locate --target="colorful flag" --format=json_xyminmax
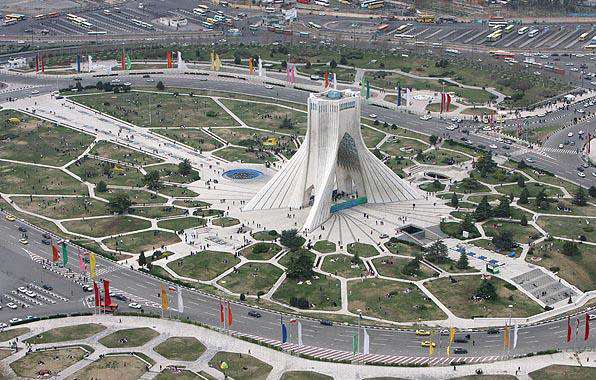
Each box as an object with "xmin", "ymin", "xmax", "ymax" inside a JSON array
[
  {"xmin": 567, "ymin": 316, "xmax": 572, "ymax": 343},
  {"xmin": 258, "ymin": 56, "xmax": 263, "ymax": 77},
  {"xmin": 219, "ymin": 301, "xmax": 225, "ymax": 326},
  {"xmin": 177, "ymin": 285, "xmax": 184, "ymax": 314},
  {"xmin": 160, "ymin": 284, "xmax": 169, "ymax": 312},
  {"xmin": 513, "ymin": 324, "xmax": 519, "ymax": 349},
  {"xmin": 297, "ymin": 321, "xmax": 303, "ymax": 345},
  {"xmin": 121, "ymin": 48, "xmax": 125, "ymax": 70},
  {"xmin": 35, "ymin": 54, "xmax": 39, "ymax": 73},
  {"xmin": 363, "ymin": 328, "xmax": 370, "ymax": 355},
  {"xmin": 449, "ymin": 327, "xmax": 456, "ymax": 343},
  {"xmin": 248, "ymin": 57, "xmax": 254, "ymax": 75},
  {"xmin": 397, "ymin": 84, "xmax": 401, "ymax": 106},
  {"xmin": 291, "ymin": 64, "xmax": 295, "ymax": 83},
  {"xmin": 51, "ymin": 243, "xmax": 60, "ymax": 263},
  {"xmin": 324, "ymin": 71, "xmax": 329, "ymax": 88},
  {"xmin": 61, "ymin": 242, "xmax": 68, "ymax": 266},
  {"xmin": 366, "ymin": 80, "xmax": 370, "ymax": 99},
  {"xmin": 281, "ymin": 317, "xmax": 288, "ymax": 343},
  {"xmin": 352, "ymin": 332, "xmax": 358, "ymax": 354},
  {"xmin": 166, "ymin": 50, "xmax": 172, "ymax": 69},
  {"xmin": 89, "ymin": 252, "xmax": 96, "ymax": 280},
  {"xmin": 78, "ymin": 251, "xmax": 85, "ymax": 273},
  {"xmin": 429, "ymin": 332, "xmax": 435, "ymax": 356},
  {"xmin": 41, "ymin": 55, "xmax": 45, "ymax": 73},
  {"xmin": 361, "ymin": 80, "xmax": 365, "ymax": 97},
  {"xmin": 227, "ymin": 301, "xmax": 233, "ymax": 327},
  {"xmin": 286, "ymin": 64, "xmax": 291, "ymax": 83},
  {"xmin": 93, "ymin": 281, "xmax": 100, "ymax": 307},
  {"xmin": 576, "ymin": 317, "xmax": 581, "ymax": 341},
  {"xmin": 586, "ymin": 313, "xmax": 590, "ymax": 341},
  {"xmin": 440, "ymin": 93, "xmax": 445, "ymax": 113},
  {"xmin": 76, "ymin": 54, "xmax": 81, "ymax": 73},
  {"xmin": 446, "ymin": 94, "xmax": 452, "ymax": 112},
  {"xmin": 103, "ymin": 279, "xmax": 111, "ymax": 306},
  {"xmin": 126, "ymin": 54, "xmax": 132, "ymax": 70},
  {"xmin": 406, "ymin": 87, "xmax": 411, "ymax": 107},
  {"xmin": 332, "ymin": 72, "xmax": 337, "ymax": 90},
  {"xmin": 503, "ymin": 325, "xmax": 510, "ymax": 350}
]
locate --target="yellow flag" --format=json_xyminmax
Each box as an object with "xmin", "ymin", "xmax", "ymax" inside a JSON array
[
  {"xmin": 89, "ymin": 253, "xmax": 96, "ymax": 280},
  {"xmin": 449, "ymin": 327, "xmax": 456, "ymax": 343},
  {"xmin": 429, "ymin": 333, "xmax": 434, "ymax": 357},
  {"xmin": 446, "ymin": 344, "xmax": 450, "ymax": 357},
  {"xmin": 503, "ymin": 325, "xmax": 510, "ymax": 349},
  {"xmin": 210, "ymin": 51, "xmax": 215, "ymax": 71},
  {"xmin": 248, "ymin": 57, "xmax": 253, "ymax": 75},
  {"xmin": 160, "ymin": 284, "xmax": 169, "ymax": 312},
  {"xmin": 214, "ymin": 53, "xmax": 221, "ymax": 71}
]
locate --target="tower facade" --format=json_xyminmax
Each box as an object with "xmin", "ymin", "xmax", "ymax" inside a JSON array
[{"xmin": 243, "ymin": 89, "xmax": 422, "ymax": 231}]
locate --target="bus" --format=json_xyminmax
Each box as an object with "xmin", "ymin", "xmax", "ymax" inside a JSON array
[
  {"xmin": 368, "ymin": 1, "xmax": 384, "ymax": 10},
  {"xmin": 377, "ymin": 24, "xmax": 389, "ymax": 33},
  {"xmin": 394, "ymin": 34, "xmax": 414, "ymax": 39},
  {"xmin": 65, "ymin": 13, "xmax": 78, "ymax": 21},
  {"xmin": 315, "ymin": 0, "xmax": 330, "ymax": 6},
  {"xmin": 488, "ymin": 15, "xmax": 507, "ymax": 27},
  {"xmin": 249, "ymin": 23, "xmax": 259, "ymax": 30},
  {"xmin": 487, "ymin": 31, "xmax": 502, "ymax": 42},
  {"xmin": 308, "ymin": 21, "xmax": 321, "ymax": 29},
  {"xmin": 579, "ymin": 32, "xmax": 590, "ymax": 41},
  {"xmin": 517, "ymin": 26, "xmax": 528, "ymax": 35},
  {"xmin": 4, "ymin": 14, "xmax": 25, "ymax": 21},
  {"xmin": 202, "ymin": 21, "xmax": 214, "ymax": 29},
  {"xmin": 298, "ymin": 31, "xmax": 310, "ymax": 37},
  {"xmin": 88, "ymin": 30, "xmax": 107, "ymax": 35},
  {"xmin": 395, "ymin": 24, "xmax": 410, "ymax": 33},
  {"xmin": 503, "ymin": 24, "xmax": 514, "ymax": 33},
  {"xmin": 528, "ymin": 29, "xmax": 539, "ymax": 38},
  {"xmin": 416, "ymin": 14, "xmax": 435, "ymax": 23},
  {"xmin": 3, "ymin": 19, "xmax": 18, "ymax": 26},
  {"xmin": 492, "ymin": 51, "xmax": 515, "ymax": 59},
  {"xmin": 193, "ymin": 8, "xmax": 206, "ymax": 15},
  {"xmin": 445, "ymin": 48, "xmax": 460, "ymax": 56},
  {"xmin": 265, "ymin": 7, "xmax": 276, "ymax": 13},
  {"xmin": 206, "ymin": 18, "xmax": 217, "ymax": 25},
  {"xmin": 197, "ymin": 4, "xmax": 209, "ymax": 11},
  {"xmin": 34, "ymin": 14, "xmax": 45, "ymax": 20},
  {"xmin": 47, "ymin": 12, "xmax": 59, "ymax": 18},
  {"xmin": 80, "ymin": 21, "xmax": 93, "ymax": 29},
  {"xmin": 221, "ymin": 1, "xmax": 229, "ymax": 6}
]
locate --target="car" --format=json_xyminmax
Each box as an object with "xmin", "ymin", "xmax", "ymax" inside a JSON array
[
  {"xmin": 421, "ymin": 341, "xmax": 436, "ymax": 347},
  {"xmin": 589, "ymin": 314, "xmax": 596, "ymax": 321},
  {"xmin": 146, "ymin": 78, "xmax": 154, "ymax": 82},
  {"xmin": 577, "ymin": 109, "xmax": 585, "ymax": 114},
  {"xmin": 42, "ymin": 232, "xmax": 51, "ymax": 239},
  {"xmin": 502, "ymin": 145, "xmax": 510, "ymax": 150},
  {"xmin": 453, "ymin": 335, "xmax": 470, "ymax": 343},
  {"xmin": 568, "ymin": 132, "xmax": 574, "ymax": 137},
  {"xmin": 487, "ymin": 327, "xmax": 500, "ymax": 334},
  {"xmin": 578, "ymin": 166, "xmax": 585, "ymax": 172},
  {"xmin": 248, "ymin": 310, "xmax": 262, "ymax": 318},
  {"xmin": 19, "ymin": 239, "xmax": 28, "ymax": 245},
  {"xmin": 265, "ymin": 85, "xmax": 274, "ymax": 89},
  {"xmin": 578, "ymin": 172, "xmax": 586, "ymax": 178},
  {"xmin": 41, "ymin": 239, "xmax": 50, "ymax": 245},
  {"xmin": 113, "ymin": 294, "xmax": 128, "ymax": 301},
  {"xmin": 9, "ymin": 318, "xmax": 22, "ymax": 325},
  {"xmin": 579, "ymin": 130, "xmax": 585, "ymax": 135},
  {"xmin": 320, "ymin": 320, "xmax": 333, "ymax": 326},
  {"xmin": 489, "ymin": 144, "xmax": 497, "ymax": 149},
  {"xmin": 310, "ymin": 75, "xmax": 320, "ymax": 81},
  {"xmin": 123, "ymin": 82, "xmax": 132, "ymax": 86},
  {"xmin": 593, "ymin": 172, "xmax": 596, "ymax": 177},
  {"xmin": 5, "ymin": 214, "xmax": 15, "ymax": 221},
  {"xmin": 453, "ymin": 347, "xmax": 468, "ymax": 354},
  {"xmin": 0, "ymin": 323, "xmax": 6, "ymax": 328},
  {"xmin": 42, "ymin": 285, "xmax": 53, "ymax": 291},
  {"xmin": 31, "ymin": 90, "xmax": 40, "ymax": 95},
  {"xmin": 369, "ymin": 114, "xmax": 378, "ymax": 119},
  {"xmin": 415, "ymin": 329, "xmax": 431, "ymax": 336},
  {"xmin": 379, "ymin": 233, "xmax": 389, "ymax": 239},
  {"xmin": 446, "ymin": 124, "xmax": 458, "ymax": 131},
  {"xmin": 18, "ymin": 286, "xmax": 27, "ymax": 293},
  {"xmin": 18, "ymin": 226, "xmax": 27, "ymax": 232},
  {"xmin": 142, "ymin": 74, "xmax": 151, "ymax": 78},
  {"xmin": 420, "ymin": 114, "xmax": 432, "ymax": 121},
  {"xmin": 82, "ymin": 285, "xmax": 93, "ymax": 292},
  {"xmin": 559, "ymin": 144, "xmax": 564, "ymax": 149},
  {"xmin": 25, "ymin": 291, "xmax": 36, "ymax": 298},
  {"xmin": 583, "ymin": 163, "xmax": 589, "ymax": 168},
  {"xmin": 128, "ymin": 303, "xmax": 142, "ymax": 309},
  {"xmin": 111, "ymin": 79, "xmax": 121, "ymax": 83},
  {"xmin": 7, "ymin": 303, "xmax": 17, "ymax": 310},
  {"xmin": 526, "ymin": 158, "xmax": 534, "ymax": 163}
]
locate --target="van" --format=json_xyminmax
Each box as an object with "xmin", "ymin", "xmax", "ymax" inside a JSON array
[
  {"xmin": 265, "ymin": 7, "xmax": 275, "ymax": 13},
  {"xmin": 453, "ymin": 347, "xmax": 468, "ymax": 354},
  {"xmin": 453, "ymin": 335, "xmax": 469, "ymax": 343}
]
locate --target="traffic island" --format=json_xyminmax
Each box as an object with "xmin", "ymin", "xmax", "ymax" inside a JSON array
[
  {"xmin": 10, "ymin": 347, "xmax": 86, "ymax": 378},
  {"xmin": 208, "ymin": 351, "xmax": 272, "ymax": 380},
  {"xmin": 64, "ymin": 355, "xmax": 148, "ymax": 380},
  {"xmin": 153, "ymin": 337, "xmax": 206, "ymax": 361},
  {"xmin": 25, "ymin": 324, "xmax": 105, "ymax": 344},
  {"xmin": 98, "ymin": 327, "xmax": 159, "ymax": 348}
]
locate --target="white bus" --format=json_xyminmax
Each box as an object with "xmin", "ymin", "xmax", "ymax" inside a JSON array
[
  {"xmin": 249, "ymin": 23, "xmax": 259, "ymax": 30},
  {"xmin": 394, "ymin": 33, "xmax": 415, "ymax": 39},
  {"xmin": 80, "ymin": 21, "xmax": 93, "ymax": 29},
  {"xmin": 193, "ymin": 8, "xmax": 207, "ymax": 15},
  {"xmin": 308, "ymin": 21, "xmax": 321, "ymax": 29},
  {"xmin": 314, "ymin": 0, "xmax": 330, "ymax": 7},
  {"xmin": 299, "ymin": 31, "xmax": 310, "ymax": 37},
  {"xmin": 528, "ymin": 29, "xmax": 539, "ymax": 38},
  {"xmin": 197, "ymin": 4, "xmax": 209, "ymax": 11},
  {"xmin": 265, "ymin": 7, "xmax": 275, "ymax": 13},
  {"xmin": 518, "ymin": 26, "xmax": 528, "ymax": 35},
  {"xmin": 202, "ymin": 21, "xmax": 213, "ymax": 29},
  {"xmin": 88, "ymin": 30, "xmax": 107, "ymax": 35},
  {"xmin": 395, "ymin": 24, "xmax": 410, "ymax": 33}
]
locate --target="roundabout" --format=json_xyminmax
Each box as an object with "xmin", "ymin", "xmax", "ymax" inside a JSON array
[{"xmin": 222, "ymin": 168, "xmax": 263, "ymax": 181}]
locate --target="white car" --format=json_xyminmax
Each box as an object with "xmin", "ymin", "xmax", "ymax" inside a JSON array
[
  {"xmin": 111, "ymin": 79, "xmax": 121, "ymax": 83},
  {"xmin": 577, "ymin": 109, "xmax": 584, "ymax": 114},
  {"xmin": 489, "ymin": 144, "xmax": 498, "ymax": 149},
  {"xmin": 0, "ymin": 323, "xmax": 7, "ymax": 328},
  {"xmin": 592, "ymin": 172, "xmax": 596, "ymax": 177},
  {"xmin": 129, "ymin": 303, "xmax": 142, "ymax": 309},
  {"xmin": 146, "ymin": 78, "xmax": 154, "ymax": 82},
  {"xmin": 446, "ymin": 124, "xmax": 458, "ymax": 131},
  {"xmin": 25, "ymin": 291, "xmax": 36, "ymax": 298},
  {"xmin": 578, "ymin": 130, "xmax": 584, "ymax": 135},
  {"xmin": 9, "ymin": 318, "xmax": 22, "ymax": 324},
  {"xmin": 7, "ymin": 303, "xmax": 17, "ymax": 310},
  {"xmin": 265, "ymin": 85, "xmax": 273, "ymax": 89},
  {"xmin": 31, "ymin": 90, "xmax": 40, "ymax": 95},
  {"xmin": 526, "ymin": 158, "xmax": 535, "ymax": 163},
  {"xmin": 559, "ymin": 143, "xmax": 564, "ymax": 149},
  {"xmin": 420, "ymin": 114, "xmax": 432, "ymax": 121},
  {"xmin": 19, "ymin": 238, "xmax": 28, "ymax": 245},
  {"xmin": 568, "ymin": 132, "xmax": 574, "ymax": 137},
  {"xmin": 578, "ymin": 172, "xmax": 586, "ymax": 178},
  {"xmin": 369, "ymin": 114, "xmax": 378, "ymax": 119},
  {"xmin": 17, "ymin": 286, "xmax": 27, "ymax": 293}
]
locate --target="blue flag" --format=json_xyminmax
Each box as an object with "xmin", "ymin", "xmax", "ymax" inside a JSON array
[
  {"xmin": 76, "ymin": 54, "xmax": 80, "ymax": 73},
  {"xmin": 281, "ymin": 317, "xmax": 288, "ymax": 343},
  {"xmin": 397, "ymin": 84, "xmax": 401, "ymax": 106}
]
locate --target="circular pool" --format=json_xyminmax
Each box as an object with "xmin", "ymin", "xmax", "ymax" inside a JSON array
[{"xmin": 222, "ymin": 168, "xmax": 263, "ymax": 180}]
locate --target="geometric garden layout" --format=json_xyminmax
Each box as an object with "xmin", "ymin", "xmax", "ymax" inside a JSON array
[{"xmin": 1, "ymin": 86, "xmax": 595, "ymax": 328}]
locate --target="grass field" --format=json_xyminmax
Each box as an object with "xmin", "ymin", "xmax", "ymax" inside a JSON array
[
  {"xmin": 471, "ymin": 167, "xmax": 516, "ymax": 185},
  {"xmin": 209, "ymin": 351, "xmax": 272, "ymax": 380},
  {"xmin": 278, "ymin": 249, "xmax": 316, "ymax": 268},
  {"xmin": 25, "ymin": 323, "xmax": 105, "ymax": 344},
  {"xmin": 424, "ymin": 276, "xmax": 544, "ymax": 318},
  {"xmin": 504, "ymin": 161, "xmax": 579, "ymax": 194},
  {"xmin": 157, "ymin": 185, "xmax": 199, "ymax": 198},
  {"xmin": 426, "ymin": 103, "xmax": 460, "ymax": 112},
  {"xmin": 0, "ymin": 327, "xmax": 29, "ymax": 342},
  {"xmin": 383, "ymin": 241, "xmax": 423, "ymax": 256},
  {"xmin": 0, "ymin": 110, "xmax": 94, "ymax": 166},
  {"xmin": 173, "ymin": 199, "xmax": 211, "ymax": 208},
  {"xmin": 380, "ymin": 137, "xmax": 428, "ymax": 157},
  {"xmin": 73, "ymin": 91, "xmax": 236, "ymax": 128},
  {"xmin": 273, "ymin": 275, "xmax": 341, "ymax": 311},
  {"xmin": 69, "ymin": 157, "xmax": 145, "ymax": 187},
  {"xmin": 154, "ymin": 370, "xmax": 203, "ymax": 380},
  {"xmin": 537, "ymin": 216, "xmax": 596, "ymax": 243},
  {"xmin": 63, "ymin": 216, "xmax": 150, "ymax": 238},
  {"xmin": 528, "ymin": 364, "xmax": 596, "ymax": 380},
  {"xmin": 321, "ymin": 254, "xmax": 365, "ymax": 278},
  {"xmin": 146, "ymin": 163, "xmax": 201, "ymax": 184},
  {"xmin": 74, "ymin": 239, "xmax": 132, "ymax": 261},
  {"xmin": 507, "ymin": 123, "xmax": 562, "ymax": 144},
  {"xmin": 520, "ymin": 199, "xmax": 596, "ymax": 217},
  {"xmin": 153, "ymin": 337, "xmax": 206, "ymax": 361},
  {"xmin": 168, "ymin": 250, "xmax": 240, "ymax": 281},
  {"xmin": 280, "ymin": 371, "xmax": 333, "ymax": 380},
  {"xmin": 347, "ymin": 242, "xmax": 380, "ymax": 257},
  {"xmin": 209, "ymin": 127, "xmax": 293, "ymax": 148},
  {"xmin": 239, "ymin": 242, "xmax": 281, "ymax": 260},
  {"xmin": 11, "ymin": 196, "xmax": 109, "ymax": 219},
  {"xmin": 313, "ymin": 240, "xmax": 336, "ymax": 253},
  {"xmin": 252, "ymin": 230, "xmax": 279, "ymax": 241},
  {"xmin": 10, "ymin": 347, "xmax": 86, "ymax": 378},
  {"xmin": 483, "ymin": 221, "xmax": 542, "ymax": 245},
  {"xmin": 212, "ymin": 216, "xmax": 240, "ymax": 227},
  {"xmin": 495, "ymin": 182, "xmax": 564, "ymax": 198},
  {"xmin": 65, "ymin": 356, "xmax": 147, "ymax": 380},
  {"xmin": 153, "ymin": 128, "xmax": 223, "ymax": 152},
  {"xmin": 89, "ymin": 141, "xmax": 162, "ymax": 165},
  {"xmin": 348, "ymin": 279, "xmax": 446, "ymax": 322},
  {"xmin": 157, "ymin": 217, "xmax": 206, "ymax": 231},
  {"xmin": 420, "ymin": 181, "xmax": 446, "ymax": 192},
  {"xmin": 372, "ymin": 257, "xmax": 437, "ymax": 280},
  {"xmin": 213, "ymin": 146, "xmax": 275, "ymax": 164},
  {"xmin": 442, "ymin": 140, "xmax": 481, "ymax": 157},
  {"xmin": 218, "ymin": 263, "xmax": 283, "ymax": 295},
  {"xmin": 470, "ymin": 239, "xmax": 523, "ymax": 257},
  {"xmin": 103, "ymin": 189, "xmax": 166, "ymax": 205},
  {"xmin": 103, "ymin": 230, "xmax": 181, "ymax": 253},
  {"xmin": 0, "ymin": 162, "xmax": 88, "ymax": 195},
  {"xmin": 361, "ymin": 126, "xmax": 386, "ymax": 148},
  {"xmin": 528, "ymin": 239, "xmax": 596, "ymax": 291},
  {"xmin": 219, "ymin": 99, "xmax": 308, "ymax": 135},
  {"xmin": 98, "ymin": 327, "xmax": 159, "ymax": 348},
  {"xmin": 416, "ymin": 149, "xmax": 471, "ymax": 166},
  {"xmin": 129, "ymin": 205, "xmax": 185, "ymax": 219},
  {"xmin": 386, "ymin": 157, "xmax": 415, "ymax": 177}
]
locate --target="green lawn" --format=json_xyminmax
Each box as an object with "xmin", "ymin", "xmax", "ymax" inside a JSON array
[
  {"xmin": 209, "ymin": 127, "xmax": 294, "ymax": 152},
  {"xmin": 504, "ymin": 161, "xmax": 580, "ymax": 195},
  {"xmin": 471, "ymin": 168, "xmax": 516, "ymax": 185},
  {"xmin": 321, "ymin": 254, "xmax": 366, "ymax": 278},
  {"xmin": 372, "ymin": 257, "xmax": 437, "ymax": 280},
  {"xmin": 217, "ymin": 263, "xmax": 283, "ymax": 295},
  {"xmin": 72, "ymin": 91, "xmax": 236, "ymax": 128},
  {"xmin": 212, "ymin": 216, "xmax": 240, "ymax": 227},
  {"xmin": 0, "ymin": 162, "xmax": 87, "ymax": 195},
  {"xmin": 470, "ymin": 239, "xmax": 523, "ymax": 257},
  {"xmin": 273, "ymin": 275, "xmax": 341, "ymax": 311},
  {"xmin": 384, "ymin": 241, "xmax": 424, "ymax": 256},
  {"xmin": 153, "ymin": 337, "xmax": 206, "ymax": 361},
  {"xmin": 361, "ymin": 126, "xmax": 386, "ymax": 148},
  {"xmin": 239, "ymin": 242, "xmax": 281, "ymax": 260},
  {"xmin": 347, "ymin": 242, "xmax": 380, "ymax": 257},
  {"xmin": 11, "ymin": 196, "xmax": 109, "ymax": 219},
  {"xmin": 213, "ymin": 146, "xmax": 275, "ymax": 164},
  {"xmin": 424, "ymin": 276, "xmax": 544, "ymax": 318},
  {"xmin": 380, "ymin": 137, "xmax": 428, "ymax": 157},
  {"xmin": 442, "ymin": 140, "xmax": 482, "ymax": 157},
  {"xmin": 208, "ymin": 351, "xmax": 272, "ymax": 380},
  {"xmin": 69, "ymin": 157, "xmax": 145, "ymax": 187},
  {"xmin": 62, "ymin": 216, "xmax": 150, "ymax": 238},
  {"xmin": 98, "ymin": 327, "xmax": 159, "ymax": 348},
  {"xmin": 173, "ymin": 199, "xmax": 211, "ymax": 208},
  {"xmin": 440, "ymin": 221, "xmax": 481, "ymax": 240},
  {"xmin": 103, "ymin": 189, "xmax": 166, "ymax": 205},
  {"xmin": 220, "ymin": 99, "xmax": 308, "ymax": 135},
  {"xmin": 386, "ymin": 156, "xmax": 414, "ymax": 177},
  {"xmin": 529, "ymin": 365, "xmax": 596, "ymax": 380},
  {"xmin": 64, "ymin": 356, "xmax": 147, "ymax": 380},
  {"xmin": 157, "ymin": 185, "xmax": 199, "ymax": 198},
  {"xmin": 0, "ymin": 328, "xmax": 29, "ymax": 342},
  {"xmin": 154, "ymin": 370, "xmax": 202, "ymax": 380},
  {"xmin": 313, "ymin": 240, "xmax": 336, "ymax": 253},
  {"xmin": 450, "ymin": 180, "xmax": 491, "ymax": 194},
  {"xmin": 10, "ymin": 348, "xmax": 86, "ymax": 378},
  {"xmin": 538, "ymin": 216, "xmax": 596, "ymax": 243},
  {"xmin": 25, "ymin": 324, "xmax": 105, "ymax": 344},
  {"xmin": 252, "ymin": 230, "xmax": 279, "ymax": 241},
  {"xmin": 145, "ymin": 163, "xmax": 201, "ymax": 184},
  {"xmin": 89, "ymin": 141, "xmax": 162, "ymax": 165},
  {"xmin": 426, "ymin": 103, "xmax": 460, "ymax": 112},
  {"xmin": 419, "ymin": 181, "xmax": 446, "ymax": 192},
  {"xmin": 433, "ymin": 257, "xmax": 479, "ymax": 273},
  {"xmin": 157, "ymin": 217, "xmax": 206, "ymax": 231},
  {"xmin": 521, "ymin": 199, "xmax": 596, "ymax": 217},
  {"xmin": 74, "ymin": 239, "xmax": 132, "ymax": 261},
  {"xmin": 495, "ymin": 182, "xmax": 564, "ymax": 198},
  {"xmin": 129, "ymin": 205, "xmax": 185, "ymax": 218},
  {"xmin": 416, "ymin": 149, "xmax": 471, "ymax": 166},
  {"xmin": 167, "ymin": 250, "xmax": 240, "ymax": 281},
  {"xmin": 0, "ymin": 110, "xmax": 94, "ymax": 166},
  {"xmin": 483, "ymin": 220, "xmax": 542, "ymax": 244},
  {"xmin": 348, "ymin": 279, "xmax": 446, "ymax": 322},
  {"xmin": 278, "ymin": 249, "xmax": 316, "ymax": 268},
  {"xmin": 152, "ymin": 128, "xmax": 222, "ymax": 152},
  {"xmin": 103, "ymin": 230, "xmax": 181, "ymax": 253},
  {"xmin": 281, "ymin": 371, "xmax": 333, "ymax": 380}
]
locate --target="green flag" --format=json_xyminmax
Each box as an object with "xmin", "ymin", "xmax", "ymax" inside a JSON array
[
  {"xmin": 366, "ymin": 80, "xmax": 370, "ymax": 99},
  {"xmin": 62, "ymin": 242, "xmax": 68, "ymax": 266},
  {"xmin": 352, "ymin": 332, "xmax": 358, "ymax": 354},
  {"xmin": 361, "ymin": 80, "xmax": 365, "ymax": 96},
  {"xmin": 126, "ymin": 54, "xmax": 132, "ymax": 70}
]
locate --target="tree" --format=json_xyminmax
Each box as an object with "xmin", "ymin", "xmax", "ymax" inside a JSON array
[
  {"xmin": 462, "ymin": 213, "xmax": 475, "ymax": 233},
  {"xmin": 96, "ymin": 81, "xmax": 104, "ymax": 90},
  {"xmin": 517, "ymin": 160, "xmax": 528, "ymax": 169},
  {"xmin": 143, "ymin": 170, "xmax": 161, "ymax": 190},
  {"xmin": 234, "ymin": 56, "xmax": 241, "ymax": 65},
  {"xmin": 340, "ymin": 56, "xmax": 348, "ymax": 65},
  {"xmin": 520, "ymin": 214, "xmax": 528, "ymax": 226},
  {"xmin": 492, "ymin": 229, "xmax": 514, "ymax": 251},
  {"xmin": 535, "ymin": 188, "xmax": 549, "ymax": 208},
  {"xmin": 330, "ymin": 59, "xmax": 337, "ymax": 69},
  {"xmin": 305, "ymin": 61, "xmax": 311, "ymax": 69},
  {"xmin": 156, "ymin": 81, "xmax": 165, "ymax": 90},
  {"xmin": 425, "ymin": 240, "xmax": 448, "ymax": 264},
  {"xmin": 429, "ymin": 134, "xmax": 438, "ymax": 145},
  {"xmin": 517, "ymin": 175, "xmax": 526, "ymax": 188},
  {"xmin": 402, "ymin": 257, "xmax": 420, "ymax": 276},
  {"xmin": 96, "ymin": 180, "xmax": 108, "ymax": 193},
  {"xmin": 178, "ymin": 159, "xmax": 193, "ymax": 176},
  {"xmin": 562, "ymin": 241, "xmax": 580, "ymax": 256},
  {"xmin": 286, "ymin": 252, "xmax": 314, "ymax": 279},
  {"xmin": 476, "ymin": 280, "xmax": 496, "ymax": 300},
  {"xmin": 573, "ymin": 187, "xmax": 587, "ymax": 206},
  {"xmin": 589, "ymin": 186, "xmax": 596, "ymax": 198},
  {"xmin": 108, "ymin": 193, "xmax": 131, "ymax": 214},
  {"xmin": 493, "ymin": 197, "xmax": 511, "ymax": 218},
  {"xmin": 474, "ymin": 196, "xmax": 492, "ymax": 222},
  {"xmin": 450, "ymin": 192, "xmax": 459, "ymax": 208},
  {"xmin": 475, "ymin": 152, "xmax": 497, "ymax": 177},
  {"xmin": 519, "ymin": 187, "xmax": 529, "ymax": 204},
  {"xmin": 280, "ymin": 229, "xmax": 304, "ymax": 250},
  {"xmin": 456, "ymin": 251, "xmax": 468, "ymax": 269},
  {"xmin": 280, "ymin": 115, "xmax": 294, "ymax": 129},
  {"xmin": 138, "ymin": 251, "xmax": 147, "ymax": 267}
]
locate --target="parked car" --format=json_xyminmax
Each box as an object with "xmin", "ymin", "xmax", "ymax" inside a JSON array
[
  {"xmin": 320, "ymin": 320, "xmax": 333, "ymax": 326},
  {"xmin": 248, "ymin": 310, "xmax": 262, "ymax": 318}
]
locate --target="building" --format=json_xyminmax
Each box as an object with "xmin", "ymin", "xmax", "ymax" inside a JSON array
[
  {"xmin": 158, "ymin": 16, "xmax": 187, "ymax": 28},
  {"xmin": 6, "ymin": 57, "xmax": 28, "ymax": 69},
  {"xmin": 244, "ymin": 89, "xmax": 422, "ymax": 232}
]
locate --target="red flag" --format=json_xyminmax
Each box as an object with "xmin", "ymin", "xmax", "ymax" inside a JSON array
[
  {"xmin": 219, "ymin": 301, "xmax": 224, "ymax": 325},
  {"xmin": 440, "ymin": 93, "xmax": 445, "ymax": 113},
  {"xmin": 103, "ymin": 279, "xmax": 111, "ymax": 306},
  {"xmin": 51, "ymin": 243, "xmax": 60, "ymax": 263},
  {"xmin": 227, "ymin": 301, "xmax": 233, "ymax": 327},
  {"xmin": 324, "ymin": 71, "xmax": 328, "ymax": 88},
  {"xmin": 35, "ymin": 55, "xmax": 39, "ymax": 73},
  {"xmin": 41, "ymin": 56, "xmax": 44, "ymax": 73},
  {"xmin": 567, "ymin": 316, "xmax": 572, "ymax": 342},
  {"xmin": 121, "ymin": 48, "xmax": 125, "ymax": 70},
  {"xmin": 93, "ymin": 281, "xmax": 100, "ymax": 307},
  {"xmin": 167, "ymin": 50, "xmax": 172, "ymax": 68},
  {"xmin": 446, "ymin": 94, "xmax": 452, "ymax": 112},
  {"xmin": 585, "ymin": 314, "xmax": 590, "ymax": 341}
]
